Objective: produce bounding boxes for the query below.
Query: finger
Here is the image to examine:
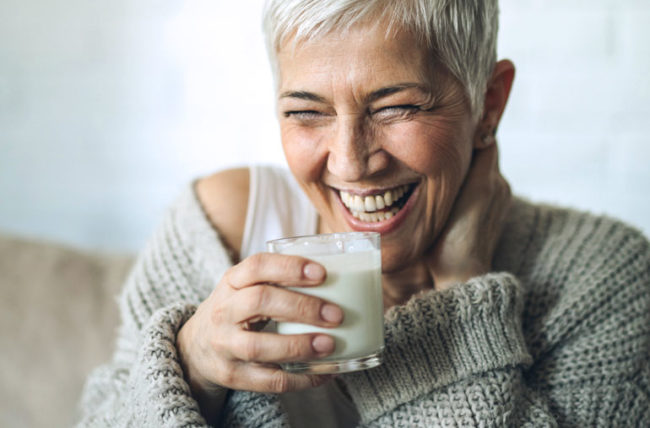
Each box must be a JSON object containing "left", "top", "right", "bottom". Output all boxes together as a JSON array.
[
  {"left": 232, "top": 363, "right": 333, "bottom": 394},
  {"left": 233, "top": 285, "right": 343, "bottom": 327},
  {"left": 226, "top": 253, "right": 326, "bottom": 289},
  {"left": 229, "top": 330, "right": 336, "bottom": 363}
]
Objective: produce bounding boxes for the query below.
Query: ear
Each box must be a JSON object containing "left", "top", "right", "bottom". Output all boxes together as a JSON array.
[{"left": 473, "top": 59, "right": 515, "bottom": 149}]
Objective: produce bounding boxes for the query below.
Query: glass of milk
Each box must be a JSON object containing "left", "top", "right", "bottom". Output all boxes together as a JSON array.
[{"left": 267, "top": 232, "right": 384, "bottom": 374}]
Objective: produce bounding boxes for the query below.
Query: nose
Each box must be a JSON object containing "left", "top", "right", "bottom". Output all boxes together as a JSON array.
[{"left": 326, "top": 116, "right": 387, "bottom": 182}]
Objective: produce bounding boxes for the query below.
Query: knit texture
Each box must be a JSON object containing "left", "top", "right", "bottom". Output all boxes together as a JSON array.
[{"left": 76, "top": 185, "right": 650, "bottom": 427}]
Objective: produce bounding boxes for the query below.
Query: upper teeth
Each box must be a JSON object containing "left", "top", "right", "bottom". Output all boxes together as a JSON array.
[{"left": 340, "top": 185, "right": 409, "bottom": 213}]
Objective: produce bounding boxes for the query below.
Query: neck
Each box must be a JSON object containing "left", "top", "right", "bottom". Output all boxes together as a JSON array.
[{"left": 381, "top": 261, "right": 434, "bottom": 309}]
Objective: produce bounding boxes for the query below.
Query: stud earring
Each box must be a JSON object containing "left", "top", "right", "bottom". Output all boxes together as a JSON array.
[{"left": 480, "top": 127, "right": 496, "bottom": 146}]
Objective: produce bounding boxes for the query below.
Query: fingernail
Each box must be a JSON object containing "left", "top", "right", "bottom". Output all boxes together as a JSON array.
[
  {"left": 320, "top": 303, "right": 343, "bottom": 324},
  {"left": 304, "top": 263, "right": 325, "bottom": 281},
  {"left": 312, "top": 335, "right": 335, "bottom": 354}
]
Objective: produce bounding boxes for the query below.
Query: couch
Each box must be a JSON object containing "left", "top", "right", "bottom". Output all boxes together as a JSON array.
[{"left": 0, "top": 232, "right": 133, "bottom": 427}]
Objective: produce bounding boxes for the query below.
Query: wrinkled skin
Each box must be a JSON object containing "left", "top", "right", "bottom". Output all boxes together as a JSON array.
[{"left": 176, "top": 21, "right": 514, "bottom": 424}]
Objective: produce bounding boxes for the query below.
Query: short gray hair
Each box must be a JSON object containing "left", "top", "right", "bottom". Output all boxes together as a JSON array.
[{"left": 262, "top": 0, "right": 499, "bottom": 119}]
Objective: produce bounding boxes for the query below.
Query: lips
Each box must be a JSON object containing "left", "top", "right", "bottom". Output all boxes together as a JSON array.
[{"left": 334, "top": 183, "right": 419, "bottom": 233}]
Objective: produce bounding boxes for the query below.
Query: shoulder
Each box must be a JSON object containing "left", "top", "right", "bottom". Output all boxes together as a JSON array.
[
  {"left": 531, "top": 202, "right": 649, "bottom": 275},
  {"left": 518, "top": 201, "right": 650, "bottom": 361},
  {"left": 503, "top": 198, "right": 649, "bottom": 277},
  {"left": 195, "top": 167, "right": 250, "bottom": 259}
]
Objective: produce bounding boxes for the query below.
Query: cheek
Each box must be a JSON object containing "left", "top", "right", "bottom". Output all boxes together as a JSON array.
[
  {"left": 280, "top": 126, "right": 327, "bottom": 183},
  {"left": 384, "top": 120, "right": 472, "bottom": 180}
]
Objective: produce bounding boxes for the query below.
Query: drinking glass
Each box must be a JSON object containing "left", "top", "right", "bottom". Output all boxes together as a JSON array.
[{"left": 267, "top": 232, "right": 384, "bottom": 374}]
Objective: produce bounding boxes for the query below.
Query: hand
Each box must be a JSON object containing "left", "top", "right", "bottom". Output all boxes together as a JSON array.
[
  {"left": 176, "top": 253, "right": 343, "bottom": 418},
  {"left": 427, "top": 144, "right": 511, "bottom": 290}
]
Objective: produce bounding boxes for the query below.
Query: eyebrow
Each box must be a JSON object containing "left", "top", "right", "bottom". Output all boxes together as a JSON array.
[
  {"left": 279, "top": 83, "right": 428, "bottom": 104},
  {"left": 279, "top": 90, "right": 327, "bottom": 103},
  {"left": 366, "top": 83, "right": 427, "bottom": 103}
]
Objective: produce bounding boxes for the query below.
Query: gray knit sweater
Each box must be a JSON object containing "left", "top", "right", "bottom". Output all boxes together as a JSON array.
[{"left": 77, "top": 185, "right": 650, "bottom": 427}]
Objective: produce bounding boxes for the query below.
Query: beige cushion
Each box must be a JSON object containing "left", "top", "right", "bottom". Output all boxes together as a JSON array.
[{"left": 0, "top": 233, "right": 133, "bottom": 428}]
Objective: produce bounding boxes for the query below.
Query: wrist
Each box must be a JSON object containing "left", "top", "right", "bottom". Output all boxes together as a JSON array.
[{"left": 177, "top": 319, "right": 228, "bottom": 424}]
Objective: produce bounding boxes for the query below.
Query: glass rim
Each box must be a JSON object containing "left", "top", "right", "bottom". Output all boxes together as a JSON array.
[{"left": 266, "top": 231, "right": 380, "bottom": 247}]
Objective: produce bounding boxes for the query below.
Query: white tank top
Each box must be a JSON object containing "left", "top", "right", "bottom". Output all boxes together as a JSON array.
[
  {"left": 239, "top": 165, "right": 360, "bottom": 428},
  {"left": 240, "top": 165, "right": 318, "bottom": 258}
]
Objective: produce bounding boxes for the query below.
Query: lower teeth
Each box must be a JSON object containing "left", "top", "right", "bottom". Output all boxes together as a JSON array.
[
  {"left": 353, "top": 207, "right": 400, "bottom": 222},
  {"left": 346, "top": 185, "right": 413, "bottom": 222}
]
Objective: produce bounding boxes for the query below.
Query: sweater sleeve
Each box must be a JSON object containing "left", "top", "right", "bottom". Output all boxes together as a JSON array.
[
  {"left": 339, "top": 219, "right": 650, "bottom": 427},
  {"left": 78, "top": 303, "right": 208, "bottom": 427},
  {"left": 76, "top": 190, "right": 234, "bottom": 427},
  {"left": 339, "top": 272, "right": 555, "bottom": 426}
]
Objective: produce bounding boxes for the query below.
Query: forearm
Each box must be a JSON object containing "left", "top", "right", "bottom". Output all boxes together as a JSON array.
[
  {"left": 77, "top": 303, "right": 208, "bottom": 427},
  {"left": 341, "top": 272, "right": 531, "bottom": 424},
  {"left": 339, "top": 272, "right": 559, "bottom": 426},
  {"left": 78, "top": 186, "right": 250, "bottom": 426},
  {"left": 341, "top": 263, "right": 650, "bottom": 427},
  {"left": 356, "top": 368, "right": 557, "bottom": 428}
]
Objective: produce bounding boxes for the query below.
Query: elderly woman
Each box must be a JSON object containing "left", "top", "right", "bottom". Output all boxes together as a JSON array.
[{"left": 78, "top": 0, "right": 650, "bottom": 427}]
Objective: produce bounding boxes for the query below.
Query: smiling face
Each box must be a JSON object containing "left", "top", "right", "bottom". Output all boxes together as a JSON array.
[{"left": 276, "top": 23, "right": 478, "bottom": 273}]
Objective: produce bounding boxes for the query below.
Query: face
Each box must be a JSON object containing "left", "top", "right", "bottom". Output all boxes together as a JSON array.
[{"left": 276, "top": 23, "right": 477, "bottom": 273}]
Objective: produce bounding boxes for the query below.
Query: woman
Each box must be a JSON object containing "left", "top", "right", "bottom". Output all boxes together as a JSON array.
[{"left": 78, "top": 0, "right": 650, "bottom": 426}]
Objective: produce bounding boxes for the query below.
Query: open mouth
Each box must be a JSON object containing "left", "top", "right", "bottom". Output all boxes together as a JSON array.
[{"left": 338, "top": 183, "right": 417, "bottom": 223}]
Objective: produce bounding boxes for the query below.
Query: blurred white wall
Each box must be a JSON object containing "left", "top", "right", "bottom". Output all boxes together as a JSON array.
[
  {"left": 498, "top": 1, "right": 650, "bottom": 240},
  {"left": 0, "top": 0, "right": 648, "bottom": 252}
]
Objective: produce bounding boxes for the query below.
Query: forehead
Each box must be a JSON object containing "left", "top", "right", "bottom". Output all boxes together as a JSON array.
[{"left": 276, "top": 24, "right": 437, "bottom": 95}]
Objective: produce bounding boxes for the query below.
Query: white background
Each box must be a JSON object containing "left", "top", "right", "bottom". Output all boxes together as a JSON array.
[{"left": 1, "top": 0, "right": 649, "bottom": 252}]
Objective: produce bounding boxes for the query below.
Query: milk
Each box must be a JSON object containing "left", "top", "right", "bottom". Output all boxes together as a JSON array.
[{"left": 277, "top": 250, "right": 384, "bottom": 360}]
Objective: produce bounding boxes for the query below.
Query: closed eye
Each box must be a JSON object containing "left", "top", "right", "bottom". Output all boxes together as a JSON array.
[
  {"left": 374, "top": 105, "right": 421, "bottom": 116},
  {"left": 283, "top": 110, "right": 324, "bottom": 120}
]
